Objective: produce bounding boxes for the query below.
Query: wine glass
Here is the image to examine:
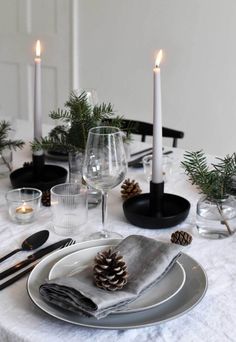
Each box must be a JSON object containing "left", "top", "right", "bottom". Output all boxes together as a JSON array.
[{"left": 83, "top": 126, "right": 127, "bottom": 239}]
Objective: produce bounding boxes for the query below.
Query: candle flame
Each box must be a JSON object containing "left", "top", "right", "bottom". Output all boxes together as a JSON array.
[
  {"left": 155, "top": 49, "right": 163, "bottom": 68},
  {"left": 35, "top": 40, "right": 41, "bottom": 57},
  {"left": 16, "top": 202, "right": 33, "bottom": 214},
  {"left": 21, "top": 202, "right": 27, "bottom": 213}
]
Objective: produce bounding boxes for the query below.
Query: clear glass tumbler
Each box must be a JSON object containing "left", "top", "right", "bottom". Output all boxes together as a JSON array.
[
  {"left": 50, "top": 183, "right": 88, "bottom": 236},
  {"left": 68, "top": 151, "right": 84, "bottom": 184},
  {"left": 142, "top": 154, "right": 172, "bottom": 182},
  {"left": 196, "top": 195, "right": 236, "bottom": 239}
]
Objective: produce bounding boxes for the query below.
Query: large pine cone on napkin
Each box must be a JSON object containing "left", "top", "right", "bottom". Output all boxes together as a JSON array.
[{"left": 93, "top": 249, "right": 128, "bottom": 291}]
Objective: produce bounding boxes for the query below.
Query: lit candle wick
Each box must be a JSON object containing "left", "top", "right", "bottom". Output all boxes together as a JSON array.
[{"left": 16, "top": 206, "right": 33, "bottom": 214}]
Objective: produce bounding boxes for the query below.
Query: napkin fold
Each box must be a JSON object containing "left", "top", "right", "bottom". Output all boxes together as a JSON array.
[{"left": 39, "top": 235, "right": 182, "bottom": 319}]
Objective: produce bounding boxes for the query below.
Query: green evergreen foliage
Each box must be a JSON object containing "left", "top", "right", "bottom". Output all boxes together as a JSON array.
[
  {"left": 32, "top": 91, "right": 129, "bottom": 153},
  {"left": 0, "top": 121, "right": 24, "bottom": 152},
  {"left": 181, "top": 150, "right": 236, "bottom": 200}
]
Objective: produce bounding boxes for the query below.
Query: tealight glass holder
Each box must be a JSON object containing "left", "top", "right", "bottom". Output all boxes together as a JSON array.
[{"left": 5, "top": 187, "right": 42, "bottom": 224}]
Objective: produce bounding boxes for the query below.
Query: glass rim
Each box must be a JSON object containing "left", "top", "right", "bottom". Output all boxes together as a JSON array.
[
  {"left": 50, "top": 182, "right": 85, "bottom": 196},
  {"left": 5, "top": 187, "right": 42, "bottom": 202},
  {"left": 142, "top": 154, "right": 153, "bottom": 162},
  {"left": 88, "top": 126, "right": 121, "bottom": 136}
]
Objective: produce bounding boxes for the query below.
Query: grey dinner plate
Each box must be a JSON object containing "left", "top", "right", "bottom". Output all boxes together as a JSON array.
[{"left": 27, "top": 238, "right": 208, "bottom": 330}]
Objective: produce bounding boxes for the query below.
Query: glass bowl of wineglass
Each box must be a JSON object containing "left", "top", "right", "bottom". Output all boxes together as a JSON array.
[{"left": 83, "top": 126, "right": 127, "bottom": 239}]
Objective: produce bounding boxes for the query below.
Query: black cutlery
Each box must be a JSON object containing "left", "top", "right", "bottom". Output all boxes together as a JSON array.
[
  {"left": 128, "top": 150, "right": 173, "bottom": 168},
  {"left": 130, "top": 147, "right": 153, "bottom": 157},
  {"left": 128, "top": 152, "right": 153, "bottom": 168},
  {"left": 0, "top": 230, "right": 50, "bottom": 264},
  {"left": 0, "top": 265, "right": 35, "bottom": 290},
  {"left": 163, "top": 150, "right": 173, "bottom": 155},
  {"left": 0, "top": 238, "right": 73, "bottom": 281},
  {"left": 0, "top": 240, "right": 76, "bottom": 290}
]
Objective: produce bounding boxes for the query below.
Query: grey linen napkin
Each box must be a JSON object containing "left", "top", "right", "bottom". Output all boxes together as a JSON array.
[{"left": 39, "top": 235, "right": 182, "bottom": 319}]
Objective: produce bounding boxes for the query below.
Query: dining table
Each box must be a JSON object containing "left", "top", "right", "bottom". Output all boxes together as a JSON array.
[{"left": 0, "top": 138, "right": 235, "bottom": 342}]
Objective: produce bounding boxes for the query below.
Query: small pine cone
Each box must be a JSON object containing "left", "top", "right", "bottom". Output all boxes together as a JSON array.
[
  {"left": 23, "top": 161, "right": 33, "bottom": 168},
  {"left": 171, "top": 230, "right": 192, "bottom": 246},
  {"left": 121, "top": 178, "right": 142, "bottom": 200},
  {"left": 94, "top": 248, "right": 128, "bottom": 291},
  {"left": 41, "top": 190, "right": 51, "bottom": 207}
]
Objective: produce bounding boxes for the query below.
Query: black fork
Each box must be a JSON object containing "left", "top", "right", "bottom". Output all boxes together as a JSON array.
[{"left": 0, "top": 239, "right": 76, "bottom": 290}]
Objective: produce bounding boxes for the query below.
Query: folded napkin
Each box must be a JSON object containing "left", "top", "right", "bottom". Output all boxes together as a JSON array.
[{"left": 39, "top": 235, "right": 182, "bottom": 319}]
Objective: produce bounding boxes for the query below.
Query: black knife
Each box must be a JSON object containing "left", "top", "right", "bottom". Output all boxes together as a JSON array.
[
  {"left": 128, "top": 150, "right": 173, "bottom": 167},
  {"left": 130, "top": 147, "right": 153, "bottom": 157},
  {"left": 0, "top": 238, "right": 72, "bottom": 281},
  {"left": 128, "top": 151, "right": 152, "bottom": 167},
  {"left": 0, "top": 264, "right": 35, "bottom": 290}
]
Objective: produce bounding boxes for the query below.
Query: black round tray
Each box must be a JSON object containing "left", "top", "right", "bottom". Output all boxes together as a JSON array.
[
  {"left": 123, "top": 192, "right": 190, "bottom": 229},
  {"left": 10, "top": 165, "right": 68, "bottom": 191}
]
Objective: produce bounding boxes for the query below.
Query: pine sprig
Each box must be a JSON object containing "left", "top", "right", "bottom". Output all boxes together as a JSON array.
[
  {"left": 181, "top": 150, "right": 236, "bottom": 200},
  {"left": 0, "top": 121, "right": 24, "bottom": 152},
  {"left": 34, "top": 91, "right": 127, "bottom": 153},
  {"left": 31, "top": 136, "right": 76, "bottom": 153},
  {"left": 49, "top": 109, "right": 71, "bottom": 122}
]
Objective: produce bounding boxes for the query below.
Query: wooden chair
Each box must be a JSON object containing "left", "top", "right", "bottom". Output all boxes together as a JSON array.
[{"left": 107, "top": 119, "right": 184, "bottom": 147}]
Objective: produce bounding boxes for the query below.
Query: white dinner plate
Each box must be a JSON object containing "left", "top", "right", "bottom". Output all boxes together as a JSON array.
[
  {"left": 48, "top": 244, "right": 186, "bottom": 314},
  {"left": 27, "top": 238, "right": 208, "bottom": 330}
]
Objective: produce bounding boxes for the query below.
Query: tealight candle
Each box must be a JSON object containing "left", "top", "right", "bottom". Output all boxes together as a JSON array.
[
  {"left": 6, "top": 188, "right": 42, "bottom": 224},
  {"left": 15, "top": 204, "right": 34, "bottom": 221}
]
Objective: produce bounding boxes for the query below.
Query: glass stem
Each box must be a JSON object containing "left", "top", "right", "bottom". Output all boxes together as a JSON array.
[{"left": 101, "top": 191, "right": 108, "bottom": 238}]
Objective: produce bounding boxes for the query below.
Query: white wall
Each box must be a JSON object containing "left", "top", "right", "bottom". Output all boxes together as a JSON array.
[{"left": 78, "top": 0, "right": 236, "bottom": 156}]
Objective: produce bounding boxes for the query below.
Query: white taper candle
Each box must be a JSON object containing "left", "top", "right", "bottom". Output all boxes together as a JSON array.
[
  {"left": 34, "top": 40, "right": 42, "bottom": 141},
  {"left": 152, "top": 49, "right": 163, "bottom": 184}
]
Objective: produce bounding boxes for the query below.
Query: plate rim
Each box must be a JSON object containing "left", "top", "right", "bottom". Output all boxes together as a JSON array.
[
  {"left": 27, "top": 238, "right": 208, "bottom": 330},
  {"left": 48, "top": 244, "right": 186, "bottom": 314}
]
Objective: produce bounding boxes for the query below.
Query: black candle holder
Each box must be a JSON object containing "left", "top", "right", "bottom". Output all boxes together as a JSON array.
[
  {"left": 123, "top": 181, "right": 190, "bottom": 229},
  {"left": 10, "top": 153, "right": 68, "bottom": 191}
]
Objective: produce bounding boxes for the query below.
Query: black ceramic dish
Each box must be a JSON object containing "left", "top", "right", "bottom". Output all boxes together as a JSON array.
[
  {"left": 123, "top": 193, "right": 190, "bottom": 228},
  {"left": 123, "top": 181, "right": 190, "bottom": 229},
  {"left": 10, "top": 164, "right": 68, "bottom": 191}
]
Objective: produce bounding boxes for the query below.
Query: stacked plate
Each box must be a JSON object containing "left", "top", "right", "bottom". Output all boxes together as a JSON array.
[{"left": 27, "top": 239, "right": 207, "bottom": 329}]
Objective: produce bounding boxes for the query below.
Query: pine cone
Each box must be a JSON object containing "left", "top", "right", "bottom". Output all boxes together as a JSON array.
[
  {"left": 94, "top": 248, "right": 128, "bottom": 291},
  {"left": 171, "top": 230, "right": 192, "bottom": 246},
  {"left": 121, "top": 178, "right": 142, "bottom": 200},
  {"left": 41, "top": 190, "right": 51, "bottom": 207}
]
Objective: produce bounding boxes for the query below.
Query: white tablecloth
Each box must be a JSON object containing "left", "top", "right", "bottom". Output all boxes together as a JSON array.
[{"left": 0, "top": 144, "right": 235, "bottom": 342}]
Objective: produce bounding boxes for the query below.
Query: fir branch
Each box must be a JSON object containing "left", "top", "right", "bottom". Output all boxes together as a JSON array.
[
  {"left": 93, "top": 103, "right": 114, "bottom": 119},
  {"left": 49, "top": 109, "right": 71, "bottom": 122},
  {"left": 182, "top": 150, "right": 236, "bottom": 235},
  {"left": 181, "top": 150, "right": 236, "bottom": 200},
  {"left": 48, "top": 125, "right": 69, "bottom": 141},
  {"left": 0, "top": 121, "right": 24, "bottom": 152},
  {"left": 37, "top": 90, "right": 128, "bottom": 153},
  {"left": 31, "top": 137, "right": 76, "bottom": 153}
]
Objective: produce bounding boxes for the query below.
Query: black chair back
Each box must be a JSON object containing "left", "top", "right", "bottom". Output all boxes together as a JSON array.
[{"left": 106, "top": 119, "right": 184, "bottom": 147}]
